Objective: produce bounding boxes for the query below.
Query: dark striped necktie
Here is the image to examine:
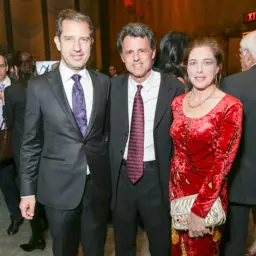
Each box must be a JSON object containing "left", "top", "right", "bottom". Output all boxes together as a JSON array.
[{"left": 126, "top": 84, "right": 144, "bottom": 184}]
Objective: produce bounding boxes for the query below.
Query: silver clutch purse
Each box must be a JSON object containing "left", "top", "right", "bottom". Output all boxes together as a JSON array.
[{"left": 170, "top": 194, "right": 226, "bottom": 230}]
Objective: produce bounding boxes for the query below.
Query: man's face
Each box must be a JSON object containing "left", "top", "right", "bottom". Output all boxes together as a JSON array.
[
  {"left": 9, "top": 66, "right": 19, "bottom": 81},
  {"left": 108, "top": 65, "right": 116, "bottom": 77},
  {"left": 120, "top": 36, "right": 155, "bottom": 83},
  {"left": 54, "top": 20, "right": 93, "bottom": 71},
  {"left": 239, "top": 48, "right": 249, "bottom": 71},
  {"left": 0, "top": 56, "right": 8, "bottom": 82},
  {"left": 239, "top": 48, "right": 255, "bottom": 71},
  {"left": 20, "top": 52, "right": 34, "bottom": 76}
]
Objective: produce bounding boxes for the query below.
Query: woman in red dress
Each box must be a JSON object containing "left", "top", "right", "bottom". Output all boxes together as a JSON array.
[{"left": 169, "top": 38, "right": 243, "bottom": 256}]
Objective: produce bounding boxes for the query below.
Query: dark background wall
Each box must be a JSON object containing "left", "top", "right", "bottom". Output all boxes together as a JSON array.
[
  {"left": 0, "top": 0, "right": 105, "bottom": 70},
  {"left": 0, "top": 0, "right": 256, "bottom": 74},
  {"left": 108, "top": 0, "right": 256, "bottom": 74}
]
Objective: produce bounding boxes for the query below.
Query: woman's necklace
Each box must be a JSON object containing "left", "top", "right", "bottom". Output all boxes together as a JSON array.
[{"left": 187, "top": 87, "right": 217, "bottom": 108}]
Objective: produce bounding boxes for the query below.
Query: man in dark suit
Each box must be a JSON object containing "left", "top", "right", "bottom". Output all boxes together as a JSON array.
[
  {"left": 220, "top": 30, "right": 256, "bottom": 256},
  {"left": 4, "top": 52, "right": 48, "bottom": 252},
  {"left": 109, "top": 23, "right": 184, "bottom": 256},
  {"left": 4, "top": 79, "right": 26, "bottom": 170},
  {"left": 19, "top": 9, "right": 110, "bottom": 256},
  {"left": 0, "top": 53, "right": 24, "bottom": 235}
]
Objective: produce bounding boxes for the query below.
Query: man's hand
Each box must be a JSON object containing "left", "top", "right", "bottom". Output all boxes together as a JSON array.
[{"left": 19, "top": 196, "right": 36, "bottom": 220}]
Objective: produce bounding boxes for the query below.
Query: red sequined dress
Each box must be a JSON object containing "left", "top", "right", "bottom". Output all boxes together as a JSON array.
[{"left": 169, "top": 93, "right": 242, "bottom": 256}]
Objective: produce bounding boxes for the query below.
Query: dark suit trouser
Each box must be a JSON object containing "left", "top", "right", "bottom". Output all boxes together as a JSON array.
[
  {"left": 45, "top": 178, "right": 109, "bottom": 256},
  {"left": 29, "top": 203, "right": 47, "bottom": 241},
  {"left": 112, "top": 164, "right": 170, "bottom": 256},
  {"left": 0, "top": 163, "right": 22, "bottom": 221},
  {"left": 220, "top": 203, "right": 256, "bottom": 256}
]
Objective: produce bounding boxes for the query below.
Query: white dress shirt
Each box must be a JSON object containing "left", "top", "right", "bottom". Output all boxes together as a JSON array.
[
  {"left": 123, "top": 70, "right": 160, "bottom": 161},
  {"left": 59, "top": 62, "right": 93, "bottom": 174},
  {"left": 0, "top": 76, "right": 11, "bottom": 130}
]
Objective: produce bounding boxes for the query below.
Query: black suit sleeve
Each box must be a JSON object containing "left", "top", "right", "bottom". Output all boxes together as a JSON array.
[
  {"left": 19, "top": 81, "right": 43, "bottom": 196},
  {"left": 3, "top": 87, "right": 15, "bottom": 128}
]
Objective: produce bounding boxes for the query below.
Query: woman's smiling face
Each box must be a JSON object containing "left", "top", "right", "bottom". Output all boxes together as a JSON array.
[{"left": 187, "top": 46, "right": 219, "bottom": 90}]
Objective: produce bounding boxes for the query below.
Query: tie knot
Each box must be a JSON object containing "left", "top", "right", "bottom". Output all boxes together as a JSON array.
[
  {"left": 137, "top": 85, "right": 143, "bottom": 92},
  {"left": 72, "top": 74, "right": 81, "bottom": 83}
]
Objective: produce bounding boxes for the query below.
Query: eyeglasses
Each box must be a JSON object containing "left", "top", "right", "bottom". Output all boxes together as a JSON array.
[
  {"left": 236, "top": 49, "right": 248, "bottom": 60},
  {"left": 0, "top": 64, "right": 6, "bottom": 69},
  {"left": 239, "top": 48, "right": 248, "bottom": 55}
]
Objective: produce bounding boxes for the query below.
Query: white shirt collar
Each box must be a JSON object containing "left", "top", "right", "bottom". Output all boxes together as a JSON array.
[
  {"left": 0, "top": 76, "right": 11, "bottom": 88},
  {"left": 250, "top": 63, "right": 256, "bottom": 69},
  {"left": 59, "top": 62, "right": 89, "bottom": 83},
  {"left": 129, "top": 70, "right": 158, "bottom": 92}
]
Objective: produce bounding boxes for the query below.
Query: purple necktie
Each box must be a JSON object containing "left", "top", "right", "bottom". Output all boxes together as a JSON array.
[
  {"left": 126, "top": 85, "right": 144, "bottom": 184},
  {"left": 72, "top": 74, "right": 87, "bottom": 136}
]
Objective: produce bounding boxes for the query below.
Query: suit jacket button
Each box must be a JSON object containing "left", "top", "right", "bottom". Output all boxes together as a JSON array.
[
  {"left": 120, "top": 150, "right": 124, "bottom": 155},
  {"left": 124, "top": 132, "right": 128, "bottom": 137}
]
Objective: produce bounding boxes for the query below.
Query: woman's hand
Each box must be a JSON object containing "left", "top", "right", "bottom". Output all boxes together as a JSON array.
[{"left": 188, "top": 212, "right": 211, "bottom": 238}]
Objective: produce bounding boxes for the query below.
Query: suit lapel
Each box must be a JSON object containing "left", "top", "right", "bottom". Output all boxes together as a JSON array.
[
  {"left": 124, "top": 76, "right": 129, "bottom": 132},
  {"left": 154, "top": 73, "right": 174, "bottom": 130},
  {"left": 84, "top": 70, "right": 100, "bottom": 139},
  {"left": 118, "top": 74, "right": 129, "bottom": 135},
  {"left": 46, "top": 67, "right": 82, "bottom": 137}
]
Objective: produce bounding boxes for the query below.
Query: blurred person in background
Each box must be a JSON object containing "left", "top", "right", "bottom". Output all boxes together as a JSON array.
[
  {"left": 0, "top": 52, "right": 24, "bottom": 236},
  {"left": 4, "top": 51, "right": 48, "bottom": 252},
  {"left": 220, "top": 30, "right": 256, "bottom": 256},
  {"left": 18, "top": 51, "right": 36, "bottom": 79},
  {"left": 153, "top": 31, "right": 190, "bottom": 84},
  {"left": 108, "top": 64, "right": 118, "bottom": 77},
  {"left": 7, "top": 52, "right": 19, "bottom": 81}
]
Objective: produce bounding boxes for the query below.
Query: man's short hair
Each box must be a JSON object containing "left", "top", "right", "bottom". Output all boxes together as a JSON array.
[
  {"left": 240, "top": 30, "right": 256, "bottom": 58},
  {"left": 56, "top": 9, "right": 94, "bottom": 40},
  {"left": 117, "top": 23, "right": 156, "bottom": 54}
]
